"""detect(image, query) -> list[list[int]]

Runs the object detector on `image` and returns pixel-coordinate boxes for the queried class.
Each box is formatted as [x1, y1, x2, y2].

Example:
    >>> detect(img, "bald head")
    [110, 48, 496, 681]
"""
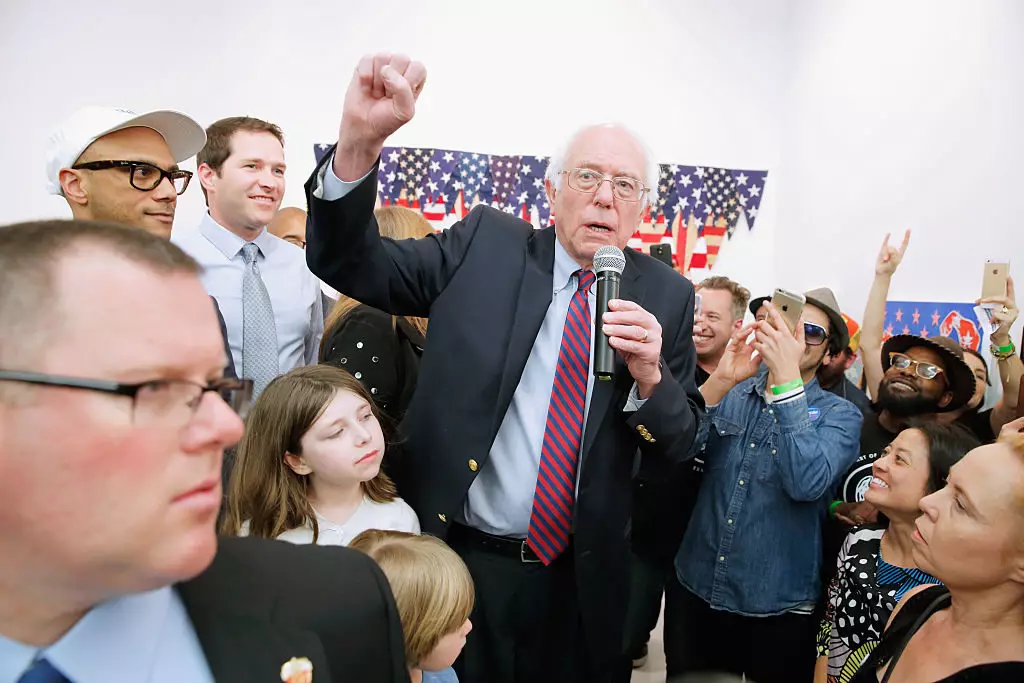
[267, 207, 307, 248]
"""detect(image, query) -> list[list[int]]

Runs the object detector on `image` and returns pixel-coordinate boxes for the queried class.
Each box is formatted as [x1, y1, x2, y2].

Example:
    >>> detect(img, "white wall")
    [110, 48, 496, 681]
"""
[776, 0, 1024, 334]
[0, 0, 790, 302]
[3, 0, 1020, 345]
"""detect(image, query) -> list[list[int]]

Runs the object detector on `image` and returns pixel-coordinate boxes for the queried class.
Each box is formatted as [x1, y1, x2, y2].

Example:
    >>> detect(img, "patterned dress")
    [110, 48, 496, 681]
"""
[817, 526, 939, 683]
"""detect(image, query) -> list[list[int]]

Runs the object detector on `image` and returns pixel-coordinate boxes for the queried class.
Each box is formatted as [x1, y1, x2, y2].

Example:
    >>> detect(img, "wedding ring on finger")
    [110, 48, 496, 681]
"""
[1002, 305, 1011, 315]
[639, 327, 649, 342]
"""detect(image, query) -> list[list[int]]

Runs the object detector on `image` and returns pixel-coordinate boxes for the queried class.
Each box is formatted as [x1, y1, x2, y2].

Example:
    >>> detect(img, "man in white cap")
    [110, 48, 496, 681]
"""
[45, 106, 235, 379]
[47, 106, 206, 239]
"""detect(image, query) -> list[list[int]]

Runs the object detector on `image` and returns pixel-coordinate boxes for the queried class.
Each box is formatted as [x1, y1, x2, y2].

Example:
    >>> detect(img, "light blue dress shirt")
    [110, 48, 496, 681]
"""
[316, 157, 646, 538]
[172, 214, 323, 376]
[0, 588, 213, 683]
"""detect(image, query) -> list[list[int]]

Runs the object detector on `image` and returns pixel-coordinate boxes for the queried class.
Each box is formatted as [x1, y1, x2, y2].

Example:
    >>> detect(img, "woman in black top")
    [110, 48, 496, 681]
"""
[319, 205, 431, 425]
[850, 425, 1024, 682]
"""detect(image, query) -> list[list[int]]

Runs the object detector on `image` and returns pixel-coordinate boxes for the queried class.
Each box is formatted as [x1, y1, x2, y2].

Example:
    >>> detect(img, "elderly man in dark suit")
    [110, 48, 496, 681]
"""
[0, 220, 408, 683]
[304, 54, 703, 683]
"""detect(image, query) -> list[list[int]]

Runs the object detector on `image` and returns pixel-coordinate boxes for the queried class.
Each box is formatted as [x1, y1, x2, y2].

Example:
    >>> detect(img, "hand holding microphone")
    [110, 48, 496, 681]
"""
[593, 246, 663, 398]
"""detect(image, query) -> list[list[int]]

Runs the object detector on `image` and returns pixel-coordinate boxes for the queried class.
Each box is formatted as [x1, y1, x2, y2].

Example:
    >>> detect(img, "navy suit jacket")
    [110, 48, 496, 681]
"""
[304, 152, 703, 665]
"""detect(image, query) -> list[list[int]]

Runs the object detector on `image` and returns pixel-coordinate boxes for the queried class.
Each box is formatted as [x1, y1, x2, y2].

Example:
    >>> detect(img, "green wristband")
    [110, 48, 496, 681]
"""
[770, 378, 803, 396]
[829, 500, 843, 518]
[996, 342, 1015, 354]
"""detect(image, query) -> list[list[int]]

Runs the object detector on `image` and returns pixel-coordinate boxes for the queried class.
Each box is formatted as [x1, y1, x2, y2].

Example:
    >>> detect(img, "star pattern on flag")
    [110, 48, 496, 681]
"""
[316, 142, 769, 275]
[458, 153, 494, 208]
[673, 165, 702, 225]
[489, 155, 521, 211]
[885, 301, 987, 352]
[426, 148, 461, 213]
[704, 167, 741, 236]
[733, 169, 768, 230]
[377, 147, 405, 204]
[507, 156, 551, 225]
[401, 148, 432, 201]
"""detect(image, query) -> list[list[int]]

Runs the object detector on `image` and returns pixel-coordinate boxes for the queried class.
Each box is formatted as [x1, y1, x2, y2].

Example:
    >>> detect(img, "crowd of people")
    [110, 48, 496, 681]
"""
[2, 52, 1024, 683]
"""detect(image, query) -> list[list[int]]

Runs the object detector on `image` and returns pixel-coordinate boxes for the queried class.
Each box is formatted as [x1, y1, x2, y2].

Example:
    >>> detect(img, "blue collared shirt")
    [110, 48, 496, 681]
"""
[172, 214, 323, 376]
[317, 158, 646, 538]
[676, 367, 863, 616]
[0, 588, 213, 683]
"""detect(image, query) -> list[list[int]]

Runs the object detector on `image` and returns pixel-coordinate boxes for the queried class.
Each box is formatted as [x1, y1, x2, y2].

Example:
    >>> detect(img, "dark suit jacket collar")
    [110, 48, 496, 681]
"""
[177, 562, 330, 683]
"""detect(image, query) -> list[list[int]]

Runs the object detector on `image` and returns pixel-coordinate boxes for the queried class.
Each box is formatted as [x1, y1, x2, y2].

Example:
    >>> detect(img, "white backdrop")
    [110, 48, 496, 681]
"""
[1, 0, 1021, 343]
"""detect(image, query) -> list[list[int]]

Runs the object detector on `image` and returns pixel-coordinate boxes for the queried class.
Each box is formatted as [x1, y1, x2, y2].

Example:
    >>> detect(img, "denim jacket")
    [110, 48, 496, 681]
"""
[675, 367, 863, 616]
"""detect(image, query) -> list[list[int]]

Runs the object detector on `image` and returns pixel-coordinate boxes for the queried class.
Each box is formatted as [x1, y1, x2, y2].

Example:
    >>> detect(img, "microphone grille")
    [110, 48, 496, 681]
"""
[593, 245, 626, 274]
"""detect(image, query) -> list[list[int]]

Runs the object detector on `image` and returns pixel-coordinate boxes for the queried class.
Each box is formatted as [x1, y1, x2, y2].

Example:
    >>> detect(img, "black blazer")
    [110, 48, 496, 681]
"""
[304, 152, 703, 665]
[211, 296, 236, 380]
[178, 536, 410, 683]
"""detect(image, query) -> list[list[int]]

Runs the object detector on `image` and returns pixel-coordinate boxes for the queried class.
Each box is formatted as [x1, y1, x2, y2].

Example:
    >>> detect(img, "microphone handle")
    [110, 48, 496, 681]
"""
[594, 270, 620, 379]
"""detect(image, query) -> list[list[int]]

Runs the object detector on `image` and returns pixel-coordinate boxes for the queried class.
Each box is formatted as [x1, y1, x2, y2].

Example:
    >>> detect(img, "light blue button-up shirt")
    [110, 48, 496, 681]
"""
[317, 157, 646, 538]
[172, 214, 323, 376]
[0, 588, 213, 683]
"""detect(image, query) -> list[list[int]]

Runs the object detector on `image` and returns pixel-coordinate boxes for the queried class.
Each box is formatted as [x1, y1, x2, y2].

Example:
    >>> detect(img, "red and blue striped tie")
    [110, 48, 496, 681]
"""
[527, 269, 596, 564]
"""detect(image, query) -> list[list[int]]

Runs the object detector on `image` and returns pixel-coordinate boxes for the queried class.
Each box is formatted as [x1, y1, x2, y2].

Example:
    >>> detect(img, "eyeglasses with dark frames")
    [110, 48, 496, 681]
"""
[71, 160, 193, 195]
[561, 168, 649, 202]
[0, 371, 252, 424]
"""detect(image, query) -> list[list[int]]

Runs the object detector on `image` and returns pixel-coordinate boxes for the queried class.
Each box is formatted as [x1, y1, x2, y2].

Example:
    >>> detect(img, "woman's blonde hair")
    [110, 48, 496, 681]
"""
[221, 364, 397, 542]
[320, 206, 432, 362]
[349, 530, 475, 667]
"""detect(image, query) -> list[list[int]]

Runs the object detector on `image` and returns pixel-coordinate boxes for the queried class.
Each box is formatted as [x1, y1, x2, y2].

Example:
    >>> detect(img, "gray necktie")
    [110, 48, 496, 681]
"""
[241, 242, 279, 397]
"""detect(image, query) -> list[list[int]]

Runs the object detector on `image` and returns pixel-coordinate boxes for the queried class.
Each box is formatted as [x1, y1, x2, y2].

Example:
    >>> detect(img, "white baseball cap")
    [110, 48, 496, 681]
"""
[46, 106, 207, 196]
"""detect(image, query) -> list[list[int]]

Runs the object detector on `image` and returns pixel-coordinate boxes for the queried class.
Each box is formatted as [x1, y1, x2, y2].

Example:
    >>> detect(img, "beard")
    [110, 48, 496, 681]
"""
[877, 378, 943, 416]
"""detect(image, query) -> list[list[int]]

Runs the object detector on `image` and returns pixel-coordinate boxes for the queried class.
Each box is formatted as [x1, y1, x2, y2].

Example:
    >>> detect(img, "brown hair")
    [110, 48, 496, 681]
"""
[696, 275, 751, 321]
[320, 206, 432, 361]
[349, 530, 474, 666]
[221, 364, 397, 542]
[196, 116, 285, 205]
[0, 219, 199, 369]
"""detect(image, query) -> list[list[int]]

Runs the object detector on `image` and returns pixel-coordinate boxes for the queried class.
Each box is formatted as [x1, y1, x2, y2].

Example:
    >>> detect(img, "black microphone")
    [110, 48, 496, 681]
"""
[593, 245, 626, 380]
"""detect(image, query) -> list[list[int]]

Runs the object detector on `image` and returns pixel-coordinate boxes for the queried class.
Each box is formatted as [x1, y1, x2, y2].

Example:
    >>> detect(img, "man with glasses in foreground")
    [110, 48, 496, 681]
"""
[666, 288, 862, 683]
[0, 220, 410, 683]
[304, 54, 703, 683]
[46, 105, 236, 379]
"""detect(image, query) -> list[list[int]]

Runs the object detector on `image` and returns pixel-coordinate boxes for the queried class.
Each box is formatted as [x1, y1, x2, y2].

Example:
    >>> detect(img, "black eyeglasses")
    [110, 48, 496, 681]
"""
[888, 352, 945, 381]
[804, 322, 829, 347]
[0, 371, 252, 425]
[71, 160, 193, 195]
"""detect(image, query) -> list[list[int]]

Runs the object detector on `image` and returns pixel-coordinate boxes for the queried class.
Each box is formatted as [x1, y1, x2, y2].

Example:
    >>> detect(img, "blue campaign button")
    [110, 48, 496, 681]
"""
[808, 407, 821, 422]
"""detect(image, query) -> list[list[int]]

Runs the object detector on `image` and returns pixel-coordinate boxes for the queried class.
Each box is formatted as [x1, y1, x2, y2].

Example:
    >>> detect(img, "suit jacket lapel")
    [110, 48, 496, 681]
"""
[492, 227, 557, 436]
[177, 584, 330, 683]
[580, 253, 646, 469]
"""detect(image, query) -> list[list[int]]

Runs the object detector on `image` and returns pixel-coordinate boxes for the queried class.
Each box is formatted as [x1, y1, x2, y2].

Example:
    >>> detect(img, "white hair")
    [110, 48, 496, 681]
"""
[544, 123, 660, 210]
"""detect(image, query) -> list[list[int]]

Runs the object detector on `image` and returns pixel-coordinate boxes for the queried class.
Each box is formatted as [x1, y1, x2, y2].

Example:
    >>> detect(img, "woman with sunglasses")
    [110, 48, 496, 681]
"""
[814, 421, 980, 683]
[848, 420, 1024, 682]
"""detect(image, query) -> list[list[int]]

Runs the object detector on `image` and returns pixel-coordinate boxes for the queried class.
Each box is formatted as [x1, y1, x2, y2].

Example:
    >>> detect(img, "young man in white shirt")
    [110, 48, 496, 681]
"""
[173, 117, 322, 397]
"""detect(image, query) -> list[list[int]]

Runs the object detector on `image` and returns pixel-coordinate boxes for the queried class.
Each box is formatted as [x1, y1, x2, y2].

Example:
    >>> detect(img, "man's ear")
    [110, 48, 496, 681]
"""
[544, 176, 557, 207]
[198, 162, 218, 197]
[283, 451, 312, 476]
[59, 168, 89, 208]
[937, 390, 954, 410]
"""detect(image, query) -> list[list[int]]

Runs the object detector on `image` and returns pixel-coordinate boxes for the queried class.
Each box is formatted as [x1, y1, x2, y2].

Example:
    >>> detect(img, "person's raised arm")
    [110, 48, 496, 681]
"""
[980, 276, 1023, 433]
[333, 54, 426, 182]
[862, 230, 911, 400]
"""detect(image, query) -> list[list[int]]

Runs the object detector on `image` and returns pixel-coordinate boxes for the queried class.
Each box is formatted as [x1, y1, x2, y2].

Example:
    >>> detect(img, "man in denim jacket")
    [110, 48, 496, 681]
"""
[666, 288, 863, 683]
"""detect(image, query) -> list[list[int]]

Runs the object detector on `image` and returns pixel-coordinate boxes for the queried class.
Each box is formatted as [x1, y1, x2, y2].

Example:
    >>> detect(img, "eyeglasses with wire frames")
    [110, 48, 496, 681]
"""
[561, 168, 649, 202]
[71, 160, 193, 195]
[0, 371, 252, 425]
[887, 352, 945, 381]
